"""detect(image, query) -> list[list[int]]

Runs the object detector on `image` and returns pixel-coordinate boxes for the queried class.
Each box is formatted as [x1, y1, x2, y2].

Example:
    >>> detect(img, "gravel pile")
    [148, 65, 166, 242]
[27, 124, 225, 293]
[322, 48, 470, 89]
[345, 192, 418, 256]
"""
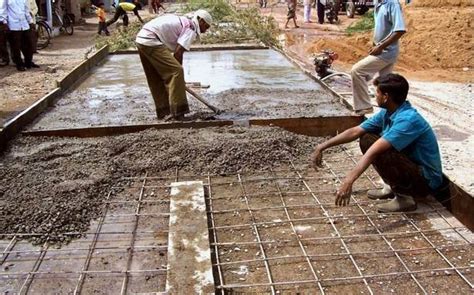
[0, 126, 323, 244]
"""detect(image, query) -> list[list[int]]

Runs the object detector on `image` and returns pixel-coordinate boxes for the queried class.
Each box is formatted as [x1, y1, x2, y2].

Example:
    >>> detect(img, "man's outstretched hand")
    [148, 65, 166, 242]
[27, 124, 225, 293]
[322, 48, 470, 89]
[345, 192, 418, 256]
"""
[310, 146, 323, 170]
[335, 180, 352, 206]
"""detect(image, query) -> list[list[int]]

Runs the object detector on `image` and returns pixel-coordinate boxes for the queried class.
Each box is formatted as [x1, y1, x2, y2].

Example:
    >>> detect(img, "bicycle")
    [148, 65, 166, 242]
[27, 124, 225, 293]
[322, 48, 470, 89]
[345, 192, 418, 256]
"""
[36, 16, 51, 50]
[35, 5, 74, 49]
[53, 4, 74, 35]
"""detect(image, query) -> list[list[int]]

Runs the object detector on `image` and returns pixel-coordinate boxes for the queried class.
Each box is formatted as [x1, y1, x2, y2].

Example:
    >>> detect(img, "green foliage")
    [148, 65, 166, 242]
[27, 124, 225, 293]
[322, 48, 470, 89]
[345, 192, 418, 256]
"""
[95, 0, 280, 51]
[182, 0, 234, 22]
[346, 11, 374, 35]
[200, 7, 279, 47]
[95, 19, 149, 52]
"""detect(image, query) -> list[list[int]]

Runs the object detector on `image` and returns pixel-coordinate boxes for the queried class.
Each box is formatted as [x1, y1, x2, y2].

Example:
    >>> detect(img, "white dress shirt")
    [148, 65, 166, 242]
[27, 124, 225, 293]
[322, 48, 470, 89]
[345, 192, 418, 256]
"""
[0, 0, 33, 31]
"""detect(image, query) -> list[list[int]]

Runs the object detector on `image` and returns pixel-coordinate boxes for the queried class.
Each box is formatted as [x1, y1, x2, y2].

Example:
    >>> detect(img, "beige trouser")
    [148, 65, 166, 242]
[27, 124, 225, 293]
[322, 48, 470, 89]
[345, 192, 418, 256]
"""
[351, 55, 394, 111]
[136, 43, 189, 118]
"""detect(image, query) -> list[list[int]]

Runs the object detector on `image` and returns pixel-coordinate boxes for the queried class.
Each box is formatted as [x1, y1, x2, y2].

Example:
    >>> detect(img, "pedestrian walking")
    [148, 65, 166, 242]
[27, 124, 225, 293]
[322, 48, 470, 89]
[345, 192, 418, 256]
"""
[284, 0, 299, 29]
[96, 2, 109, 35]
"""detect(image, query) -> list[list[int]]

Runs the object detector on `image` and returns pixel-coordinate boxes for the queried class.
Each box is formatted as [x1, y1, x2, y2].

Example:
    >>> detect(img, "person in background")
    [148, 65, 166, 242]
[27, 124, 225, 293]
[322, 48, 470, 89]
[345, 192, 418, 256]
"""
[96, 2, 109, 35]
[0, 0, 38, 71]
[106, 0, 143, 28]
[316, 0, 325, 24]
[303, 0, 312, 23]
[350, 0, 406, 115]
[28, 0, 37, 52]
[284, 0, 299, 29]
[151, 0, 164, 14]
[0, 13, 9, 66]
[135, 9, 212, 121]
[311, 74, 445, 213]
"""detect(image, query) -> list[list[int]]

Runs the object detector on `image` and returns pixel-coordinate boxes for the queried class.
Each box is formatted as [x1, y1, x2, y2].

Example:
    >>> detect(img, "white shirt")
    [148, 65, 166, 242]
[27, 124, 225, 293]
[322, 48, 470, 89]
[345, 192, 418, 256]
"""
[28, 0, 37, 24]
[0, 0, 33, 31]
[136, 14, 197, 51]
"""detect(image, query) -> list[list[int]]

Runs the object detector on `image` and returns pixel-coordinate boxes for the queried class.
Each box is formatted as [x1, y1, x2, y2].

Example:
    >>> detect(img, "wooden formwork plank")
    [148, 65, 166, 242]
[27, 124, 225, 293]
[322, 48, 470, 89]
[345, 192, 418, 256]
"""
[167, 181, 214, 294]
[21, 116, 364, 138]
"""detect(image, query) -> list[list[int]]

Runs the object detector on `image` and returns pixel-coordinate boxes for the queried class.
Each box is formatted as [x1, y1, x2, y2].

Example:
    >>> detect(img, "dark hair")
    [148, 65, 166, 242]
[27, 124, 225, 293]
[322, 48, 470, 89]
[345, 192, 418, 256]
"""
[373, 73, 409, 105]
[98, 2, 104, 6]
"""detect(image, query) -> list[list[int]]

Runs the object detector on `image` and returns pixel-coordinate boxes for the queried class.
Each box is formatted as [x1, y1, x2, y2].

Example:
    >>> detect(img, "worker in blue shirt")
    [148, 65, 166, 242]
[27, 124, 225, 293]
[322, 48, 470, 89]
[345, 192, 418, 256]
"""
[311, 73, 444, 213]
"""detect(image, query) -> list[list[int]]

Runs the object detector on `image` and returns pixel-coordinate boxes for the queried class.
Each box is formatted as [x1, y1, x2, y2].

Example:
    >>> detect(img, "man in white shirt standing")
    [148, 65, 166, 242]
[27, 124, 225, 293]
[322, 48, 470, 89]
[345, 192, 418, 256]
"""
[0, 0, 38, 71]
[135, 10, 212, 121]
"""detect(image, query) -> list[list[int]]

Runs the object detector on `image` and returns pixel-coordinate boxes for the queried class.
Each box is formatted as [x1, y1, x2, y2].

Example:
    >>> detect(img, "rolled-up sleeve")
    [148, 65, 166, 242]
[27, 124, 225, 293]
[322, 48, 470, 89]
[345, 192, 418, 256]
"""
[360, 112, 384, 134]
[177, 28, 196, 51]
[389, 2, 406, 32]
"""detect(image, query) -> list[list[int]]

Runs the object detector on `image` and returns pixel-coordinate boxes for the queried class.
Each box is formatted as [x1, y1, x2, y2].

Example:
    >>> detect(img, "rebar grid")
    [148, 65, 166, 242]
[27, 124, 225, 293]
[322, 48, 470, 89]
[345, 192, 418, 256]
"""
[18, 241, 49, 294]
[213, 242, 471, 267]
[237, 173, 277, 294]
[207, 159, 472, 292]
[287, 164, 375, 294]
[219, 266, 472, 290]
[269, 168, 325, 293]
[207, 174, 226, 291]
[0, 175, 170, 294]
[209, 208, 453, 230]
[211, 226, 468, 247]
[338, 146, 473, 289]
[316, 160, 428, 293]
[74, 191, 112, 294]
[120, 173, 146, 295]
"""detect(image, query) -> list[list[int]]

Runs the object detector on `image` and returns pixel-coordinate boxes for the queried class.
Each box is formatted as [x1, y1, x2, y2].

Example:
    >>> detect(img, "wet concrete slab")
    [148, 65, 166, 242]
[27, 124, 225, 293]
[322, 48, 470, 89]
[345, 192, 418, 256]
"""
[27, 49, 350, 131]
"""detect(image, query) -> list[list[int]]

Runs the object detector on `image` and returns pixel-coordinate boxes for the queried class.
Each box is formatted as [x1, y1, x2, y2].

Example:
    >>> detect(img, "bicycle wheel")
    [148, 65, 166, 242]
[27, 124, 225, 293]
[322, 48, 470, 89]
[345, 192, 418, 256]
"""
[36, 21, 51, 50]
[62, 14, 74, 35]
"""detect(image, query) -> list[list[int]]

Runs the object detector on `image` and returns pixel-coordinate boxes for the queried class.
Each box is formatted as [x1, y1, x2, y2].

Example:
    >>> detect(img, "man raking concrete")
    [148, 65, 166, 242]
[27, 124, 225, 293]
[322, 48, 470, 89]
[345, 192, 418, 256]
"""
[135, 10, 213, 121]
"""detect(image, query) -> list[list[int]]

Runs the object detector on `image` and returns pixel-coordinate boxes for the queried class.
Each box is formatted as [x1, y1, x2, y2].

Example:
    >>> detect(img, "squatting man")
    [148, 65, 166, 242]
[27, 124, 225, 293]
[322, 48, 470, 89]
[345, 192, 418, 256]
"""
[311, 73, 446, 213]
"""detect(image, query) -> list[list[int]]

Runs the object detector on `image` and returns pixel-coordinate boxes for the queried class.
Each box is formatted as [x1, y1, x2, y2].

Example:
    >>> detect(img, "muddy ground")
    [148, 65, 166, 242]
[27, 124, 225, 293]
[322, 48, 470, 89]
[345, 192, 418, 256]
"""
[0, 126, 323, 245]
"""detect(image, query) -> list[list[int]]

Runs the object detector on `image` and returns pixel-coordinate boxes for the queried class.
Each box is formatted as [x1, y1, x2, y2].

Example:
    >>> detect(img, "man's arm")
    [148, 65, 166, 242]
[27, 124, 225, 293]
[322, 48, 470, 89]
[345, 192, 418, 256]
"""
[369, 31, 405, 56]
[133, 9, 144, 23]
[335, 137, 392, 206]
[173, 44, 186, 65]
[311, 126, 366, 168]
[0, 0, 8, 25]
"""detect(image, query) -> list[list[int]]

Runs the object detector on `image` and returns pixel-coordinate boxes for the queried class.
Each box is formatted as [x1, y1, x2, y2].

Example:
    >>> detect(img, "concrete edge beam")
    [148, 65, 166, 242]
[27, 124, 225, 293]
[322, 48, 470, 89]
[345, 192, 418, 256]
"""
[0, 88, 62, 151]
[112, 43, 269, 55]
[167, 181, 214, 294]
[0, 45, 110, 153]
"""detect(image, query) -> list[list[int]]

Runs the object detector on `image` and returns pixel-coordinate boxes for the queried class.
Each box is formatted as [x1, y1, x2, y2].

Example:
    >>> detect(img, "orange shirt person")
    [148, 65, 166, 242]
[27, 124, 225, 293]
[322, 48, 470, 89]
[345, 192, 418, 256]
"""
[96, 3, 110, 35]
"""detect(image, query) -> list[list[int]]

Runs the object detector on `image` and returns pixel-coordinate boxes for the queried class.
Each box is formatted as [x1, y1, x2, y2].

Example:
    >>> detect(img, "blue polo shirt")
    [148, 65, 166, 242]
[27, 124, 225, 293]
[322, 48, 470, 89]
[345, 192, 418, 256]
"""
[374, 0, 406, 63]
[360, 101, 443, 190]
